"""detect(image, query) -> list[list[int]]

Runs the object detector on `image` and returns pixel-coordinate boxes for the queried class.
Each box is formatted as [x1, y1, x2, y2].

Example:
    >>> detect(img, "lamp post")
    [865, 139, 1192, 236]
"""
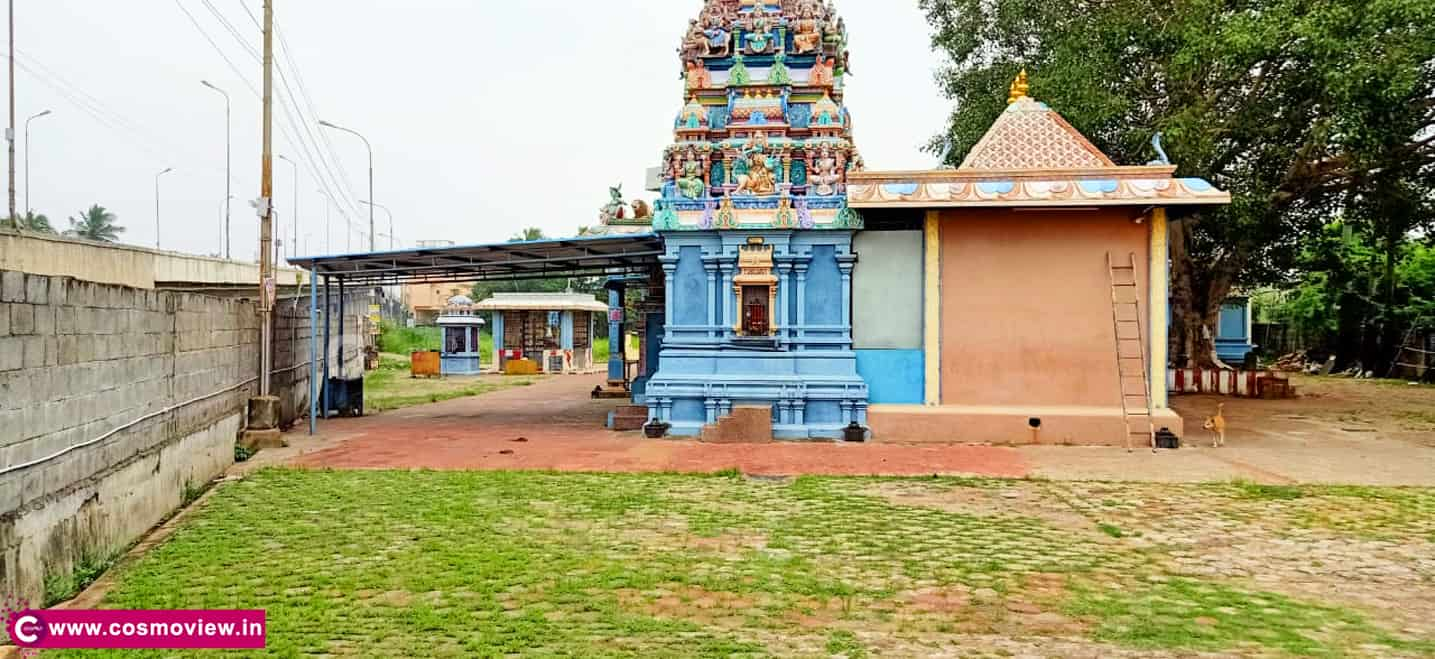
[317, 120, 374, 252]
[200, 80, 231, 259]
[359, 200, 394, 250]
[218, 194, 233, 254]
[277, 154, 297, 258]
[23, 108, 50, 218]
[154, 167, 173, 249]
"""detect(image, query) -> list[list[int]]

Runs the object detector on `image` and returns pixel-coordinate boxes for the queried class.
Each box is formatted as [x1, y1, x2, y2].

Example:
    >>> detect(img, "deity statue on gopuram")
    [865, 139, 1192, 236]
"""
[654, 0, 863, 232]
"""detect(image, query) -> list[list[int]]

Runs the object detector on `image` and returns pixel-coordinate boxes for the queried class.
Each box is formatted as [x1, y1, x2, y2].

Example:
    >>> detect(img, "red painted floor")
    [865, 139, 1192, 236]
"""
[290, 375, 1029, 478]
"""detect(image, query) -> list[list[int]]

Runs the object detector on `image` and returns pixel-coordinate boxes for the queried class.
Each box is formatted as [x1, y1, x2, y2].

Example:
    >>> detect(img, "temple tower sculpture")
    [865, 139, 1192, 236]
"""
[644, 0, 868, 439]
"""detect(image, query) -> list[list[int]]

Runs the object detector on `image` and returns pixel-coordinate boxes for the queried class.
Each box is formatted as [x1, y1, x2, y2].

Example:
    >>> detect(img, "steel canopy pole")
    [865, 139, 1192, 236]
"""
[309, 267, 319, 434]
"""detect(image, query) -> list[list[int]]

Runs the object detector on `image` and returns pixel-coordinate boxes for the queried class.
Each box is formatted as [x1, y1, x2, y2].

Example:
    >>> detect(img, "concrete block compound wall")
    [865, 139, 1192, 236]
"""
[0, 268, 339, 604]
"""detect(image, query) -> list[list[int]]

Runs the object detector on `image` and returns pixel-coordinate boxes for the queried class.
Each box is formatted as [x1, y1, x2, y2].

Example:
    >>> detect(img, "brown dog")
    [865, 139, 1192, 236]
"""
[1202, 403, 1227, 448]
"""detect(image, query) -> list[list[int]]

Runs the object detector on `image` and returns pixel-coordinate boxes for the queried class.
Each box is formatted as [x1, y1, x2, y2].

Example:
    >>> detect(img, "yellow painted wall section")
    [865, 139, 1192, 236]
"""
[923, 210, 941, 405]
[1148, 208, 1170, 408]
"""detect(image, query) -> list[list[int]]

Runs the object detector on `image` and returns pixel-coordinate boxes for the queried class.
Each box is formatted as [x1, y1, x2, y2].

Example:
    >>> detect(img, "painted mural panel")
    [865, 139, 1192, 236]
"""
[939, 209, 1148, 407]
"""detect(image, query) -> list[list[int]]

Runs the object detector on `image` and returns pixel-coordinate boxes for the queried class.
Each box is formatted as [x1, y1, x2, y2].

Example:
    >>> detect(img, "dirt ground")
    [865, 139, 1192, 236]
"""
[265, 373, 1435, 486]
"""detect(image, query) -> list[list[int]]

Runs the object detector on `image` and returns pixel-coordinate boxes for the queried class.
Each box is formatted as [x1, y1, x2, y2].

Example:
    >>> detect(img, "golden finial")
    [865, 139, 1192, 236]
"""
[1007, 68, 1030, 104]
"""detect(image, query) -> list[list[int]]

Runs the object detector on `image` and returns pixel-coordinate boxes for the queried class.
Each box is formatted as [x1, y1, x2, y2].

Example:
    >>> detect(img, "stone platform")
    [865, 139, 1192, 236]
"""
[867, 404, 1184, 447]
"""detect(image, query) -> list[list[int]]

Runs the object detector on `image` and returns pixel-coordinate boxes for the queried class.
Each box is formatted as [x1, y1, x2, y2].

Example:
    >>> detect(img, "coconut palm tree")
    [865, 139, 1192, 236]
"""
[510, 227, 545, 242]
[1, 211, 56, 233]
[66, 205, 125, 242]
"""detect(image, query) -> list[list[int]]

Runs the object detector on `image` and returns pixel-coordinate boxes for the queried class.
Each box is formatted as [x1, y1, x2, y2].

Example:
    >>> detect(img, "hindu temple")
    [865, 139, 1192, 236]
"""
[640, 0, 869, 438]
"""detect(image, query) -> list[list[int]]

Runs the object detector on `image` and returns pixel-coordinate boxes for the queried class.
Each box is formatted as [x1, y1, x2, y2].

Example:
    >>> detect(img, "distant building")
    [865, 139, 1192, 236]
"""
[408, 282, 477, 326]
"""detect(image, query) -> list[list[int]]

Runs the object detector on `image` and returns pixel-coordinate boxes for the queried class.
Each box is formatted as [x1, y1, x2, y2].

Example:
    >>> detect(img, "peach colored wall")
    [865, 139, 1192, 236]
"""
[939, 208, 1148, 407]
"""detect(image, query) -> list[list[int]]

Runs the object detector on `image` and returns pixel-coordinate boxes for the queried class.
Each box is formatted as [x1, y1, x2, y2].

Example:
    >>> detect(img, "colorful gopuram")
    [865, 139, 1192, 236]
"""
[642, 0, 869, 438]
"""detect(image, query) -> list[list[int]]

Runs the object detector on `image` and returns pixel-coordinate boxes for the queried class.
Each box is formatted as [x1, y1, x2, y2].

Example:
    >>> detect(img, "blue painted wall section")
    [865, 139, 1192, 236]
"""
[646, 231, 868, 439]
[856, 350, 924, 404]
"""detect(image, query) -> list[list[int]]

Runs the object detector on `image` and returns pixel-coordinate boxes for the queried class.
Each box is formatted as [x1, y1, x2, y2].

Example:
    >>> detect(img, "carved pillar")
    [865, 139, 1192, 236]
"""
[775, 259, 792, 340]
[782, 153, 793, 186]
[660, 256, 679, 340]
[841, 399, 855, 425]
[700, 153, 712, 187]
[718, 259, 735, 340]
[794, 261, 809, 343]
[705, 398, 719, 424]
[724, 153, 736, 186]
[837, 253, 856, 337]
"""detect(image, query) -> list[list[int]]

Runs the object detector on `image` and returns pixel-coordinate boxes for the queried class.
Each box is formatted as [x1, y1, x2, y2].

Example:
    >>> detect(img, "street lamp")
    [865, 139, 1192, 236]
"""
[359, 200, 394, 250]
[201, 80, 231, 259]
[154, 167, 173, 249]
[318, 119, 374, 252]
[23, 109, 50, 218]
[276, 154, 297, 258]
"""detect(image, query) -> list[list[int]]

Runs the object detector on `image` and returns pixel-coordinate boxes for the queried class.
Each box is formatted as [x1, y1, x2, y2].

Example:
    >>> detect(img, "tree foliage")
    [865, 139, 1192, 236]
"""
[65, 205, 125, 243]
[921, 0, 1435, 367]
[1, 211, 56, 234]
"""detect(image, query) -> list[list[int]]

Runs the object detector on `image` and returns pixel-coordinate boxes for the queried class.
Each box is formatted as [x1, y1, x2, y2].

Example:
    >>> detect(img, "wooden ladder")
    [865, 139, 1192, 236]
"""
[1107, 252, 1156, 452]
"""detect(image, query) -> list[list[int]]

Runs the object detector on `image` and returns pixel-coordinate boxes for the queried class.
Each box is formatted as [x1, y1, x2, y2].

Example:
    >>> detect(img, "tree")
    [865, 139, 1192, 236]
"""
[921, 0, 1435, 368]
[66, 205, 125, 243]
[1, 211, 56, 234]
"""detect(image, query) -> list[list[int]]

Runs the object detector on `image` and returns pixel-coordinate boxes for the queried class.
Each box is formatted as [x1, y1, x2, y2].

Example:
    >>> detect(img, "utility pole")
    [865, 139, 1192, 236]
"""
[242, 0, 282, 450]
[8, 0, 17, 229]
[259, 0, 275, 397]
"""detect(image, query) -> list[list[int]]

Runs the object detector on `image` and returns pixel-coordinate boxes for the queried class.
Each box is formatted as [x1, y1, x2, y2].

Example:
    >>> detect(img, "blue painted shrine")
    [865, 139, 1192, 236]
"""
[636, 0, 868, 438]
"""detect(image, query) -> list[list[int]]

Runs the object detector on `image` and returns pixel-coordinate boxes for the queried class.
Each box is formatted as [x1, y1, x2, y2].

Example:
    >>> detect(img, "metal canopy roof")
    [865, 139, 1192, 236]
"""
[286, 233, 664, 286]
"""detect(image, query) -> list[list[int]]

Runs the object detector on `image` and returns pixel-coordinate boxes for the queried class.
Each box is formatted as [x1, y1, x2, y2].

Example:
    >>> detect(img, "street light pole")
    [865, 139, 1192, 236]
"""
[277, 154, 297, 258]
[359, 200, 393, 250]
[318, 120, 374, 252]
[218, 194, 233, 254]
[23, 109, 50, 218]
[154, 167, 173, 249]
[201, 80, 231, 259]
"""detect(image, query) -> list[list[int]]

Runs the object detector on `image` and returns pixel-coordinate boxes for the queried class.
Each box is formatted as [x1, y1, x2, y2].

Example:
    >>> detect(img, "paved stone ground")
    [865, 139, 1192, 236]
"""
[273, 374, 1435, 485]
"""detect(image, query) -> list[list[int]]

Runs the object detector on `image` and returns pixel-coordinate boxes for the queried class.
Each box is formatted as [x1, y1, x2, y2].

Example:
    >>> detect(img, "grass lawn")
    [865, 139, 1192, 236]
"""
[364, 354, 538, 413]
[64, 471, 1435, 657]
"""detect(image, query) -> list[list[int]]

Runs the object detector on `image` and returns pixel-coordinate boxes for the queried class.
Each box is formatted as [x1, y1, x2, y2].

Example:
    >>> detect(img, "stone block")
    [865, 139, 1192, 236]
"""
[239, 428, 286, 450]
[32, 305, 55, 336]
[700, 405, 774, 444]
[24, 275, 48, 305]
[50, 278, 67, 305]
[0, 271, 23, 303]
[0, 302, 8, 336]
[9, 304, 34, 335]
[20, 336, 45, 369]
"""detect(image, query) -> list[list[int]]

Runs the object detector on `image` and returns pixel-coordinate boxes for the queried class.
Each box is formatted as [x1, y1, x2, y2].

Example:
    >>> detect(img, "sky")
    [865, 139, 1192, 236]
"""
[5, 1, 950, 261]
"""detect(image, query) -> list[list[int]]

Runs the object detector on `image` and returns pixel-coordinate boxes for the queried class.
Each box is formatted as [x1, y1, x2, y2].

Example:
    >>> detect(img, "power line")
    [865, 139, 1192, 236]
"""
[179, 0, 366, 246]
[236, 1, 368, 233]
